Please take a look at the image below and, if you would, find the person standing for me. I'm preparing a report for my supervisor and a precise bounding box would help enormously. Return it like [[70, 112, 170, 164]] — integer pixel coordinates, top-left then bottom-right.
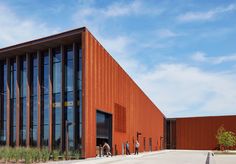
[[99, 144, 102, 157], [126, 141, 130, 155], [135, 140, 140, 155]]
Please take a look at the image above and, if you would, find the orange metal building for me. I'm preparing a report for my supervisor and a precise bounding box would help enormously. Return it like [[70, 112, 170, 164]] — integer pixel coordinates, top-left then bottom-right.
[[0, 27, 165, 158], [166, 115, 236, 150], [83, 29, 165, 158], [1, 26, 236, 159]]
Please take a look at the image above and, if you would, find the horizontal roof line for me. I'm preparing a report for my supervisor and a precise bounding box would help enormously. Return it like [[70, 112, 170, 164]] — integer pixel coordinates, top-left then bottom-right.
[[0, 27, 86, 54]]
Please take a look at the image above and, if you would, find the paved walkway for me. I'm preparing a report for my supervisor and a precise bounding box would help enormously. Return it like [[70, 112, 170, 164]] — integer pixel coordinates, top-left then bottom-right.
[[214, 154, 236, 164], [47, 150, 212, 164]]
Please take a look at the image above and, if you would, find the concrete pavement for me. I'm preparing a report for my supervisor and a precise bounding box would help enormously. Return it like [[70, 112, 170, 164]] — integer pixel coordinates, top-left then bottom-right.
[[47, 150, 215, 164], [214, 154, 236, 164]]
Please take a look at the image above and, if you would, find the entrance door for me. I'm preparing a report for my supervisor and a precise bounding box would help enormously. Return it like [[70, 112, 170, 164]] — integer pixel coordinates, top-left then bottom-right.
[[96, 111, 112, 148]]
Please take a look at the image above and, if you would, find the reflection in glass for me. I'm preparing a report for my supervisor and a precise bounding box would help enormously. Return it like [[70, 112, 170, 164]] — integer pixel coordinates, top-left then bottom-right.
[[41, 51, 50, 146], [53, 48, 61, 149], [10, 59, 16, 146], [53, 49, 61, 94], [65, 46, 75, 150], [96, 111, 112, 148], [0, 61, 7, 145], [65, 92, 74, 150], [96, 112, 109, 138], [20, 98, 27, 145], [30, 54, 38, 146], [77, 48, 82, 150], [65, 47, 73, 92], [20, 56, 27, 146]]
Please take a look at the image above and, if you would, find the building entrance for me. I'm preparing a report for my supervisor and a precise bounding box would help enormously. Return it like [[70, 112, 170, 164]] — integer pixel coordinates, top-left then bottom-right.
[[96, 111, 112, 149]]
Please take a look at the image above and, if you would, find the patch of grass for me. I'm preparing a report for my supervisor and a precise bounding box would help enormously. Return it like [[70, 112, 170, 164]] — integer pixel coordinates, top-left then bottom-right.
[[0, 146, 81, 163]]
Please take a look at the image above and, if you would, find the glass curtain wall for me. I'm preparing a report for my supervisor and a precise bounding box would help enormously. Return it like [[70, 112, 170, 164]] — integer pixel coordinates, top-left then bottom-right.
[[65, 46, 74, 150], [10, 58, 16, 146], [0, 42, 82, 151], [64, 44, 82, 151], [52, 48, 62, 150], [77, 48, 82, 150], [41, 52, 49, 146], [0, 61, 7, 145], [30, 54, 38, 146], [20, 56, 27, 146]]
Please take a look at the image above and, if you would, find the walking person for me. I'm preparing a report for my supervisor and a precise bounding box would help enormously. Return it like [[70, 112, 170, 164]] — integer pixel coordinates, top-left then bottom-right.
[[135, 140, 140, 155], [103, 142, 112, 157], [126, 141, 130, 155], [99, 144, 102, 157]]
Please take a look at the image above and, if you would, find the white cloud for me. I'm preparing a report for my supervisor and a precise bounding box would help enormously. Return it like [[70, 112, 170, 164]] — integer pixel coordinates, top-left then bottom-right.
[[72, 1, 154, 76], [157, 29, 180, 38], [0, 3, 59, 48], [192, 51, 236, 64], [96, 34, 148, 78], [75, 0, 163, 18], [73, 0, 163, 32], [212, 55, 236, 64], [2, 0, 236, 119], [191, 51, 207, 62], [136, 64, 236, 117], [104, 1, 162, 17], [177, 4, 236, 22], [72, 1, 236, 118]]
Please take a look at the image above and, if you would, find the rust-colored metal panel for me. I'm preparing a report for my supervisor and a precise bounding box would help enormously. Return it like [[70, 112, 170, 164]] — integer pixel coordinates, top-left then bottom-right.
[[176, 115, 236, 150], [83, 29, 165, 158]]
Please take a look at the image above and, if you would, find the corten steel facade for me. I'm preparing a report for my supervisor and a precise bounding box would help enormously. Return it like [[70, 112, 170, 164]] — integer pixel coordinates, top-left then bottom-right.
[[0, 27, 165, 158], [84, 30, 165, 158], [1, 26, 235, 158], [166, 115, 236, 150]]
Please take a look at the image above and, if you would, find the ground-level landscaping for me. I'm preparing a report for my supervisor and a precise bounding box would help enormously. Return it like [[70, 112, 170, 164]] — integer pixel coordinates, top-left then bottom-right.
[[0, 147, 80, 164]]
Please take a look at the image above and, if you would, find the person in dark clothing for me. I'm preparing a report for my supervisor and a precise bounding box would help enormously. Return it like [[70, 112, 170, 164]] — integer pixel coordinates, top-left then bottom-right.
[[135, 140, 140, 155], [99, 144, 102, 157], [126, 141, 130, 155]]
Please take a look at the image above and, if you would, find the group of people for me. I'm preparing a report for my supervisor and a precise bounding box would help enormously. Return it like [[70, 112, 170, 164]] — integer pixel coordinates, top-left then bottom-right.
[[100, 140, 140, 157], [125, 140, 140, 155]]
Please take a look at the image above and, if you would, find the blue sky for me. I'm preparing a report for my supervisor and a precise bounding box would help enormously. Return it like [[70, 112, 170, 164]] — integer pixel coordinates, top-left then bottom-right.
[[1, 0, 236, 117]]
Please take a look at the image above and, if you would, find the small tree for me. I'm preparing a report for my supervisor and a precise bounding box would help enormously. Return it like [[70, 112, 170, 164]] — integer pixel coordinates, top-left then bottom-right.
[[216, 125, 236, 151]]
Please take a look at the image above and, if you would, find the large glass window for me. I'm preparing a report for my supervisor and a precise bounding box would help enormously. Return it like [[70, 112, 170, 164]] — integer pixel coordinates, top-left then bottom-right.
[[53, 94, 61, 149], [52, 48, 61, 149], [77, 48, 82, 150], [41, 52, 49, 147], [96, 112, 109, 138], [64, 45, 82, 151], [53, 50, 61, 93], [10, 58, 16, 146], [96, 111, 112, 148], [65, 47, 73, 92], [30, 54, 38, 146], [20, 56, 27, 146], [0, 61, 7, 145], [65, 46, 74, 150]]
